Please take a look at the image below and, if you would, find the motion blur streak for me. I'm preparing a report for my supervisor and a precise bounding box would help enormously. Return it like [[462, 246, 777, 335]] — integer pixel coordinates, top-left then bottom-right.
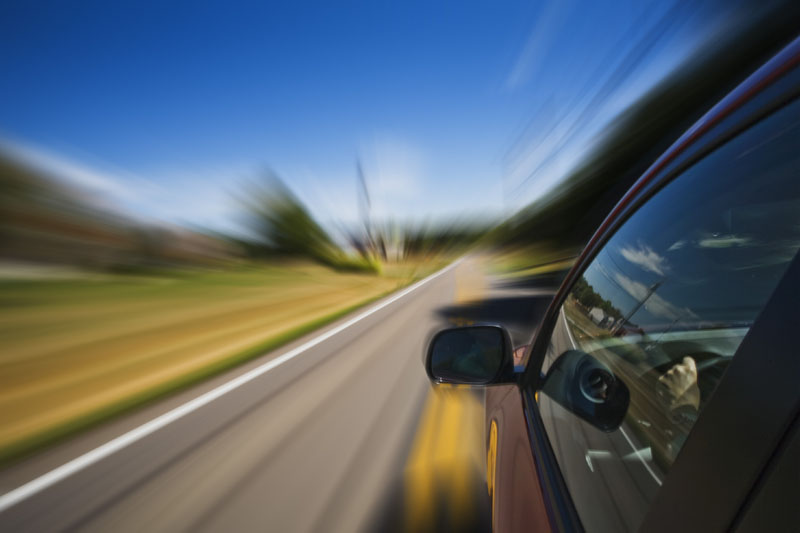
[[403, 386, 484, 532], [401, 260, 489, 532], [0, 259, 460, 515], [3, 1, 797, 531], [0, 258, 494, 532]]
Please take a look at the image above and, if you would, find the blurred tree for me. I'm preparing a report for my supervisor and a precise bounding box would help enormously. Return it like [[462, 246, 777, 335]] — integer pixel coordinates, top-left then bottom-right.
[[238, 171, 380, 272], [240, 171, 338, 263]]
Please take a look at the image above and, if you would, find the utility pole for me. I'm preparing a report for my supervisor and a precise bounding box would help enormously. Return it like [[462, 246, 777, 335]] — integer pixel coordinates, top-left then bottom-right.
[[356, 157, 373, 254], [612, 280, 663, 336]]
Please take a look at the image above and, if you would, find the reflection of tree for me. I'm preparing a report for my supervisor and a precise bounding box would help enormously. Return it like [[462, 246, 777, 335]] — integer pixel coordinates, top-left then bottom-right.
[[572, 276, 622, 320]]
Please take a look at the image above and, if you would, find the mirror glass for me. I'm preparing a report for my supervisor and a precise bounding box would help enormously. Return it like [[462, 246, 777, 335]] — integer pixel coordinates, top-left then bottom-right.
[[429, 326, 505, 384]]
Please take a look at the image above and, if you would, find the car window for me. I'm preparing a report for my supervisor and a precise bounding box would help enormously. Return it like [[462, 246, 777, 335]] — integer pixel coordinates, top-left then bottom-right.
[[536, 99, 800, 533]]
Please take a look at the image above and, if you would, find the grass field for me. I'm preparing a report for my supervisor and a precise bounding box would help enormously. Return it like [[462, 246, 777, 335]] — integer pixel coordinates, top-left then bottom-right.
[[0, 258, 446, 463]]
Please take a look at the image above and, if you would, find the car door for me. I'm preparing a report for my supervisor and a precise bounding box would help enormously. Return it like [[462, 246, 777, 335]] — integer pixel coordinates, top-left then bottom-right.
[[513, 44, 800, 532]]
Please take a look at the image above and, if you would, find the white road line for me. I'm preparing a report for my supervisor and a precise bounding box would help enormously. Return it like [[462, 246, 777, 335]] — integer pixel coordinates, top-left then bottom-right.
[[0, 258, 463, 513], [619, 427, 663, 486], [561, 307, 578, 348]]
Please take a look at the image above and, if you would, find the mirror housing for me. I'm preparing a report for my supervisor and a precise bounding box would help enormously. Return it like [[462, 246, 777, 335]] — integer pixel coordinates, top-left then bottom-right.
[[426, 325, 515, 385], [540, 350, 629, 432]]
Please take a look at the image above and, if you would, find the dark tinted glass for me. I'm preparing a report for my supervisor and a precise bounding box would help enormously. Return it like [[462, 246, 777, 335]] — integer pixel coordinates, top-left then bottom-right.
[[538, 99, 800, 532], [430, 327, 504, 383]]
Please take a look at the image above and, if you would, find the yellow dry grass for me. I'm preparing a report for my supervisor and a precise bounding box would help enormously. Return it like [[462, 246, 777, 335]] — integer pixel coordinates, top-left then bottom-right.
[[0, 259, 441, 460]]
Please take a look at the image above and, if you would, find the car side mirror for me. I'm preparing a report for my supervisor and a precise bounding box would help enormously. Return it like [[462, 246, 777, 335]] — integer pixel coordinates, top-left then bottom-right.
[[426, 325, 514, 385], [540, 350, 629, 432]]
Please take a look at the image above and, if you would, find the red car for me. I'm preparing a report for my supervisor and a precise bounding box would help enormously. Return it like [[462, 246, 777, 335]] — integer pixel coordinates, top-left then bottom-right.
[[426, 36, 800, 532]]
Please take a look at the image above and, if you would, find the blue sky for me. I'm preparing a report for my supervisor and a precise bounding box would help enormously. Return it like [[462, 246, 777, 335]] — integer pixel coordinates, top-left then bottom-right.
[[0, 1, 721, 236]]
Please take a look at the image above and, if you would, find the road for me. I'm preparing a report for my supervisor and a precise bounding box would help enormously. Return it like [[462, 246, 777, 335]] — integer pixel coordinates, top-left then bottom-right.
[[0, 257, 550, 532]]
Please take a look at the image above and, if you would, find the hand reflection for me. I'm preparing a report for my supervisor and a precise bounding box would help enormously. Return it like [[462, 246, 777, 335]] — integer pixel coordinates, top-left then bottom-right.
[[656, 356, 700, 414]]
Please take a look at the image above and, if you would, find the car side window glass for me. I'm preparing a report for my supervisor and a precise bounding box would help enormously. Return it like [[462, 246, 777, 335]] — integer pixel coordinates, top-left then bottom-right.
[[537, 100, 800, 533]]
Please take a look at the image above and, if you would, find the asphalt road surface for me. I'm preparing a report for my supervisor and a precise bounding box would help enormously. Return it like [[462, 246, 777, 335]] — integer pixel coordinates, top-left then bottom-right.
[[0, 257, 554, 533]]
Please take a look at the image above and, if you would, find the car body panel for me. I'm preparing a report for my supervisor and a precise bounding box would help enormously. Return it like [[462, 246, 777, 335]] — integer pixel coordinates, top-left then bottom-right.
[[734, 415, 800, 531], [485, 384, 550, 532]]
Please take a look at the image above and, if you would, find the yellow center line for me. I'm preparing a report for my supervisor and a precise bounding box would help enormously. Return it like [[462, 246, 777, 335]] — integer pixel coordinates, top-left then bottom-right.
[[487, 419, 498, 516], [402, 260, 488, 530], [404, 385, 445, 529]]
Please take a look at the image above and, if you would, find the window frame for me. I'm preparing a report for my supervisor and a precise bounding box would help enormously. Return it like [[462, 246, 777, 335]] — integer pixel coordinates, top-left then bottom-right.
[[518, 38, 800, 532]]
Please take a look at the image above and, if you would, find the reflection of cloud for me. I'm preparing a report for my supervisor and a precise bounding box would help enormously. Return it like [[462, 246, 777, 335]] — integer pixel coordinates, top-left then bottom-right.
[[620, 243, 668, 275], [613, 272, 695, 321], [698, 234, 751, 248], [668, 239, 686, 251]]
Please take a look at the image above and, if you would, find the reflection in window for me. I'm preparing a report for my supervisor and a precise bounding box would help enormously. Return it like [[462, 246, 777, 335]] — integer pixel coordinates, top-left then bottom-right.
[[538, 100, 800, 533]]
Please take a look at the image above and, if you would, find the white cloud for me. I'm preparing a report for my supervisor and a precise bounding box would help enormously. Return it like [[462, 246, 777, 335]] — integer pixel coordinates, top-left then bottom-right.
[[1, 137, 142, 202], [131, 164, 253, 234], [620, 243, 669, 276], [1, 137, 254, 234], [361, 138, 425, 219]]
